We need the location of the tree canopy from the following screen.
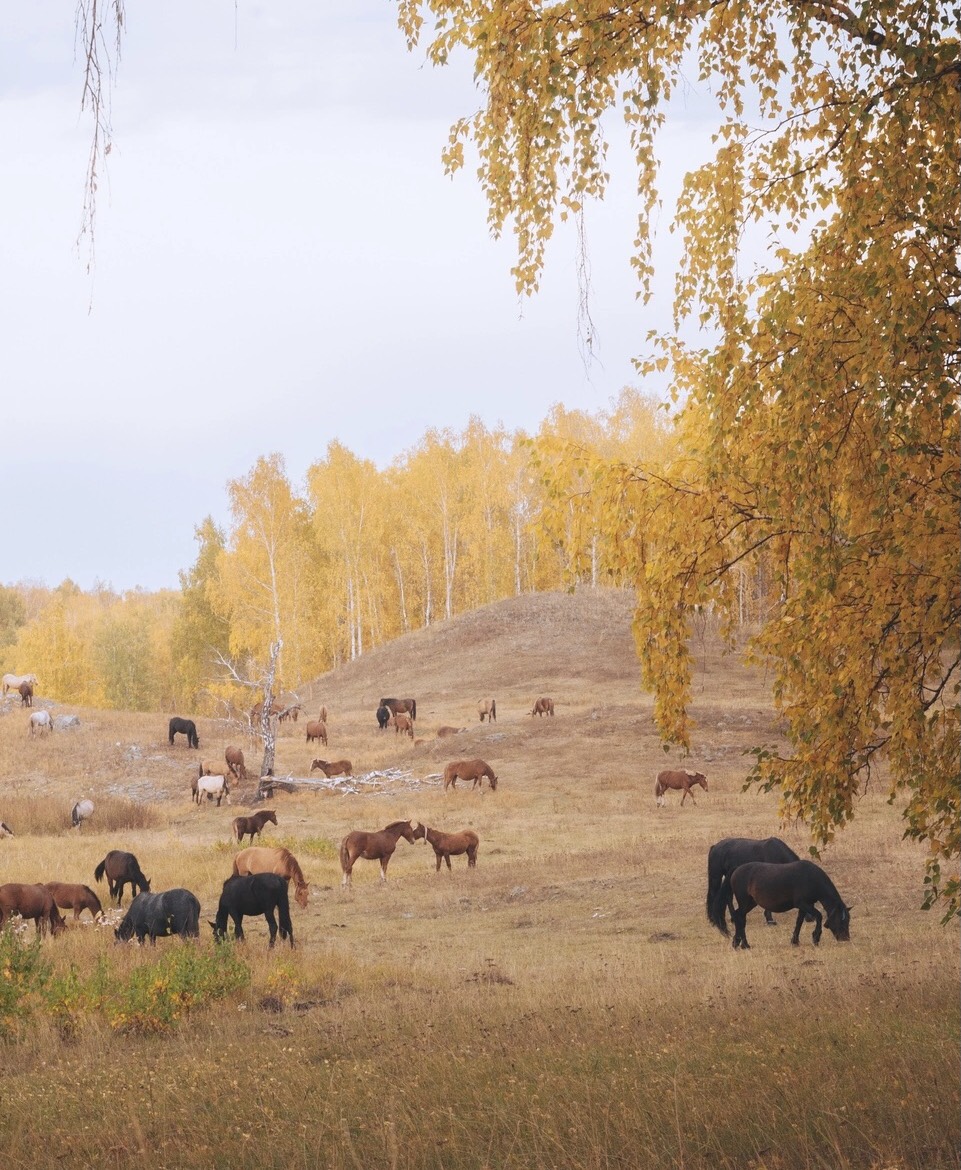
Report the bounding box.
[400,0,960,913]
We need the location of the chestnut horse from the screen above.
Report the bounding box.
[443,758,498,792]
[310,759,352,778]
[0,883,66,936]
[724,860,852,950]
[44,881,104,922]
[654,768,708,807]
[225,746,248,781]
[413,824,479,871]
[339,820,420,886]
[18,681,33,707]
[232,809,278,844]
[232,845,309,908]
[531,696,554,716]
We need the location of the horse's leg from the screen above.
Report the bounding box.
[265,911,278,948]
[232,913,245,943]
[444,854,452,872]
[764,910,777,925]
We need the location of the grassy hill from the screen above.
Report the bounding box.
[0,587,956,1170]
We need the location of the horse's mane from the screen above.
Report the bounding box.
[273,846,306,886]
[383,820,412,833]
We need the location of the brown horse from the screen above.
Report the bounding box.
[18,681,33,707]
[305,720,328,745]
[443,758,498,792]
[340,820,420,886]
[232,809,278,844]
[477,698,496,722]
[436,726,467,737]
[232,845,310,909]
[531,696,554,716]
[225,746,248,781]
[393,713,414,738]
[0,883,67,936]
[413,824,479,871]
[654,768,708,806]
[310,758,352,778]
[94,850,151,905]
[380,697,417,721]
[44,881,104,922]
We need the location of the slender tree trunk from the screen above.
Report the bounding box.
[259,639,282,778]
[392,548,409,633]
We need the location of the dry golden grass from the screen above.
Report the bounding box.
[0,588,956,1169]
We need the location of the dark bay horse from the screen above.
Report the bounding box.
[232,810,278,845]
[0,883,67,936]
[44,881,104,922]
[210,873,294,948]
[380,697,416,721]
[232,845,309,908]
[340,820,420,886]
[168,716,199,748]
[725,860,852,950]
[654,768,708,807]
[413,824,479,871]
[707,837,801,931]
[94,850,151,905]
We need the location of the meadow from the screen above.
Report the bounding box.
[0,589,956,1170]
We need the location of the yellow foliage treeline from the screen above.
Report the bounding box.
[2,393,683,713]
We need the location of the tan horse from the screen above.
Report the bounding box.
[531,696,554,716]
[477,699,496,722]
[654,768,708,807]
[393,713,414,738]
[233,845,310,909]
[225,746,248,781]
[413,824,479,871]
[339,820,420,886]
[443,758,498,792]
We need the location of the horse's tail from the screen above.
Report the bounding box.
[707,872,731,935]
[653,777,663,799]
[338,836,351,875]
[278,886,295,943]
[490,699,496,720]
[94,858,106,884]
[410,699,417,721]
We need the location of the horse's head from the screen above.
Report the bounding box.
[51,912,67,937]
[209,920,227,942]
[411,821,426,842]
[488,772,498,791]
[401,820,420,843]
[826,903,851,942]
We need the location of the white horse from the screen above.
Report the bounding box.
[3,672,37,696]
[196,774,230,807]
[28,710,52,736]
[71,799,95,829]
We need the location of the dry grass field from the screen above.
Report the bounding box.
[0,588,956,1170]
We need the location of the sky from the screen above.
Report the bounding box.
[0,2,721,593]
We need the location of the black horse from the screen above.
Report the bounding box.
[168,716,199,748]
[94,850,151,906]
[706,836,801,933]
[725,860,851,950]
[209,873,294,948]
[115,888,201,945]
[376,703,391,730]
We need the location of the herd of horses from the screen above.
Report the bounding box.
[7,679,855,954]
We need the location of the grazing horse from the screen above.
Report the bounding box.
[0,883,67,936]
[531,696,554,717]
[339,820,420,887]
[232,810,278,845]
[413,824,479,872]
[309,758,352,778]
[724,860,852,950]
[28,710,52,736]
[18,681,33,707]
[94,850,151,905]
[196,774,230,806]
[232,845,310,908]
[44,881,104,922]
[3,672,37,696]
[477,698,496,722]
[376,704,391,730]
[305,720,328,745]
[393,712,414,738]
[225,746,248,781]
[115,889,201,945]
[380,697,417,721]
[168,716,200,748]
[71,799,95,829]
[654,768,708,807]
[437,726,466,737]
[210,873,295,948]
[706,837,802,932]
[443,758,498,792]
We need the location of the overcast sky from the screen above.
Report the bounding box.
[1,2,720,593]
